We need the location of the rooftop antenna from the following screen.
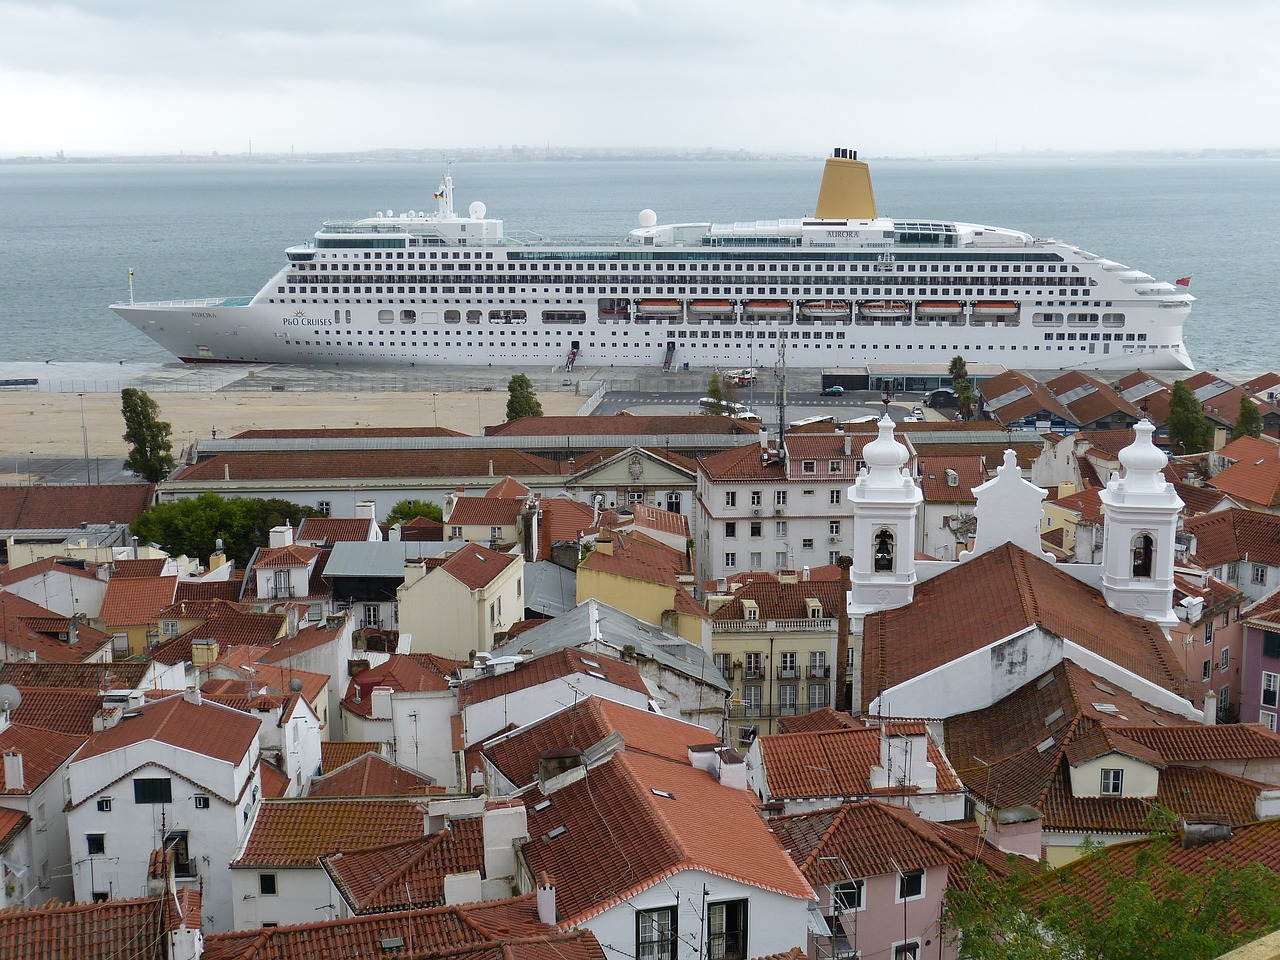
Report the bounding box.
[773,341,788,459]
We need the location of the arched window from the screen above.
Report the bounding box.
[874,528,895,573]
[1132,532,1154,578]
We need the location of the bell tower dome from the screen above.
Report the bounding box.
[847,416,922,615]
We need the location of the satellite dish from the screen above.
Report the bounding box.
[288,678,303,693]
[468,201,486,219]
[638,209,658,228]
[0,684,21,712]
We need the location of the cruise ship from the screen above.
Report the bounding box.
[111,149,1194,371]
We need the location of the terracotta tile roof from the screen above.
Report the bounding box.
[698,442,789,482]
[1062,724,1165,769]
[755,723,961,800]
[1201,385,1280,427]
[0,895,175,960]
[309,753,437,798]
[173,576,244,602]
[917,455,986,502]
[8,688,104,735]
[175,449,563,482]
[980,370,1072,426]
[233,426,467,440]
[184,609,287,646]
[540,496,599,549]
[1118,723,1280,763]
[0,483,155,529]
[0,661,150,690]
[158,597,246,621]
[480,696,719,790]
[579,529,690,586]
[447,495,523,526]
[1216,435,1280,466]
[0,556,102,588]
[862,543,1190,712]
[1186,509,1280,567]
[1172,479,1232,516]
[771,800,968,884]
[486,412,753,438]
[321,815,484,912]
[201,894,605,960]
[73,693,260,766]
[1244,372,1280,395]
[110,558,167,578]
[296,516,377,544]
[232,798,426,867]
[320,741,384,774]
[256,615,350,663]
[260,762,290,799]
[1209,457,1280,508]
[1048,486,1106,524]
[343,653,461,717]
[457,648,650,713]
[710,579,846,622]
[0,592,113,663]
[99,574,178,628]
[251,543,322,569]
[1074,428,1138,459]
[439,542,518,590]
[1046,370,1141,426]
[207,659,330,709]
[1244,588,1280,629]
[0,807,29,848]
[0,723,86,794]
[520,749,814,926]
[625,502,691,540]
[777,708,859,734]
[486,476,531,498]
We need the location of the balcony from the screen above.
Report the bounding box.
[778,668,800,680]
[726,701,832,720]
[712,618,835,633]
[809,666,831,679]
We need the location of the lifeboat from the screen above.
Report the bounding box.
[636,299,683,316]
[858,300,910,317]
[916,300,963,315]
[971,301,1019,315]
[744,299,792,317]
[800,300,851,319]
[599,298,629,317]
[689,299,734,314]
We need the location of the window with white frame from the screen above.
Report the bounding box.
[637,906,678,960]
[725,521,737,538]
[833,878,864,911]
[1221,648,1230,670]
[744,652,762,678]
[1263,672,1279,709]
[775,520,787,536]
[725,491,737,507]
[1205,619,1214,644]
[1100,768,1124,796]
[725,552,737,569]
[893,943,920,960]
[1263,711,1278,732]
[830,488,843,505]
[750,490,762,506]
[1202,659,1212,682]
[897,869,924,901]
[707,899,748,960]
[775,551,788,568]
[1254,565,1268,586]
[829,520,841,536]
[775,490,787,507]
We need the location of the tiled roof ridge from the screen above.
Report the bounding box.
[1008,544,1041,626]
[326,833,445,909]
[1031,714,1084,811]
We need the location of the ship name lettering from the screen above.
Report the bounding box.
[190,312,217,319]
[827,230,856,238]
[282,317,332,326]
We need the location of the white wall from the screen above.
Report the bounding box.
[232,865,339,930]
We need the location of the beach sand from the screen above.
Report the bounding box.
[0,389,585,460]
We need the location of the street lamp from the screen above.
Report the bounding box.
[78,394,90,484]
[432,393,438,428]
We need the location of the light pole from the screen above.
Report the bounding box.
[432,393,438,427]
[78,394,90,484]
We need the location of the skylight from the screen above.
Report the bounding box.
[1035,737,1055,754]
[580,657,601,668]
[532,798,552,813]
[543,826,567,841]
[1092,680,1117,696]
[1093,703,1118,714]
[651,788,675,800]
[1044,708,1064,726]
[1036,673,1055,690]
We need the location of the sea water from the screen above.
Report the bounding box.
[0,156,1275,372]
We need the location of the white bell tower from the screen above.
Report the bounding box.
[848,415,922,614]
[1098,419,1183,627]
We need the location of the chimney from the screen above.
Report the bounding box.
[537,874,557,925]
[268,525,294,548]
[1202,689,1218,726]
[370,685,393,720]
[68,616,79,645]
[759,427,769,452]
[356,501,376,520]
[567,458,576,476]
[3,751,24,792]
[489,459,495,478]
[183,685,202,706]
[224,463,230,481]
[802,565,810,581]
[844,432,852,456]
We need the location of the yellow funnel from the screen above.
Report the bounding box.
[813,148,878,220]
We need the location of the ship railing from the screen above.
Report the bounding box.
[110,296,238,309]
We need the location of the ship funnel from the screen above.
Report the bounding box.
[814,147,878,220]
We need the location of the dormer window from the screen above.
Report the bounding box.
[805,599,823,619]
[742,600,759,621]
[874,528,895,573]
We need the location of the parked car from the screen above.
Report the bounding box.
[821,385,845,396]
[912,406,924,418]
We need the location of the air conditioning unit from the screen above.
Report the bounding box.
[774,508,784,516]
[828,536,841,544]
[752,508,762,517]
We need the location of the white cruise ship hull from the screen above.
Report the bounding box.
[110,150,1195,372]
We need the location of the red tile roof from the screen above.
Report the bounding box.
[486,476,532,498]
[539,496,599,550]
[520,749,814,926]
[447,495,523,527]
[321,815,484,912]
[232,798,426,867]
[251,544,322,569]
[0,592,113,663]
[917,456,986,502]
[480,696,719,789]
[624,502,691,540]
[1117,723,1280,763]
[1216,435,1279,466]
[296,516,377,544]
[486,413,753,437]
[698,442,789,482]
[1172,479,1232,516]
[201,895,605,960]
[0,807,29,848]
[309,753,437,798]
[0,661,150,690]
[99,575,178,628]
[711,579,846,623]
[862,542,1190,711]
[260,762,290,799]
[0,723,86,794]
[73,693,259,766]
[343,654,461,717]
[1048,486,1106,524]
[173,577,245,602]
[579,529,690,587]
[777,708,859,734]
[0,483,155,529]
[755,723,961,800]
[1186,508,1280,568]
[175,449,563,482]
[0,556,102,589]
[0,895,176,960]
[457,648,650,714]
[232,426,467,440]
[110,558,167,578]
[320,741,384,774]
[8,688,104,735]
[439,542,518,590]
[1209,457,1280,508]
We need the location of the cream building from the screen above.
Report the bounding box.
[399,543,524,659]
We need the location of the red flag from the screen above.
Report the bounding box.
[1175,276,1191,287]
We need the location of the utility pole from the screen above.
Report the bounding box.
[78,393,90,484]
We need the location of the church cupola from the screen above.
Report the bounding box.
[847,416,922,614]
[1098,419,1183,626]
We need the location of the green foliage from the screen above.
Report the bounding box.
[505,374,544,421]
[1167,380,1214,454]
[130,493,322,566]
[1234,393,1264,439]
[704,372,726,414]
[948,355,976,421]
[120,388,176,483]
[948,355,970,384]
[944,811,1280,960]
[383,499,444,526]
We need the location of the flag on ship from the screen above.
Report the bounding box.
[434,190,444,200]
[1176,276,1191,287]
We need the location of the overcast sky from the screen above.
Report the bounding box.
[4,0,1278,158]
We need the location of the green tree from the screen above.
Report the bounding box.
[948,355,976,421]
[131,493,321,566]
[704,372,727,414]
[505,374,544,421]
[1234,393,1264,439]
[945,812,1280,960]
[383,499,444,526]
[121,387,176,482]
[1167,379,1214,454]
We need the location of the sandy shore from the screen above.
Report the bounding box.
[0,389,585,460]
